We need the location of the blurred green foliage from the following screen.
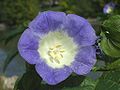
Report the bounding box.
[0,0,120,26]
[95,71,120,90]
[100,15,120,57]
[1,0,120,26]
[0,0,40,26]
[59,0,101,17]
[0,0,107,26]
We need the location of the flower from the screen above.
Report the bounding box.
[103,2,115,14]
[18,11,97,85]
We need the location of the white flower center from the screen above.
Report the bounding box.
[38,31,78,69]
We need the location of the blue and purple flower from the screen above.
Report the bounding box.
[103,2,116,14]
[18,11,97,85]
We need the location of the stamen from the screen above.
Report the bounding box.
[60,50,65,53]
[53,51,57,55]
[49,48,54,50]
[60,54,63,58]
[54,59,60,64]
[47,43,65,64]
[55,45,62,48]
[50,57,54,63]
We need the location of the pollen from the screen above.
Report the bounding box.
[48,43,65,64]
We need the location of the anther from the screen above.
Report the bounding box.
[55,45,62,48]
[49,48,54,50]
[60,50,65,53]
[60,54,63,58]
[50,57,53,63]
[54,59,60,64]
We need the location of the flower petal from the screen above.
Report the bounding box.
[29,11,66,34]
[35,62,72,85]
[64,14,97,46]
[18,28,40,64]
[70,46,96,75]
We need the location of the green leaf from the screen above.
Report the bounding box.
[3,50,18,72]
[100,32,120,57]
[95,71,120,90]
[106,59,120,70]
[103,15,120,33]
[62,77,97,90]
[14,70,42,90]
[106,30,120,43]
[102,15,120,42]
[110,40,120,49]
